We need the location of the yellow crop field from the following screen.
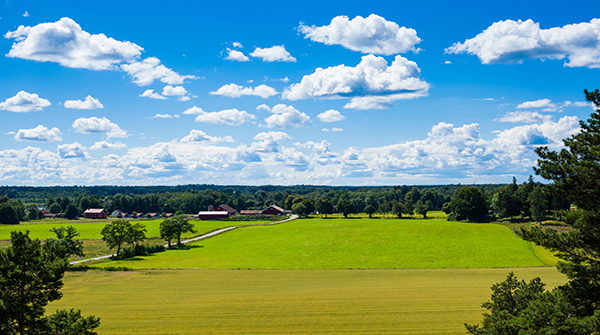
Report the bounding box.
[50,267,567,334]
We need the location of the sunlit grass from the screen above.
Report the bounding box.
[96,217,549,270]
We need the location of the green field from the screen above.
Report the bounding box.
[49,267,567,334]
[96,217,550,269]
[0,218,237,240]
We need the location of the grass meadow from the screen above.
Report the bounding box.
[50,267,567,334]
[96,216,552,269]
[4,213,567,334]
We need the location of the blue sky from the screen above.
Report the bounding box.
[1,0,599,186]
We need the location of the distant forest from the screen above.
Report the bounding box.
[0,183,496,214]
[0,179,569,223]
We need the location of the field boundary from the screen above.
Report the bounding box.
[70,214,298,265]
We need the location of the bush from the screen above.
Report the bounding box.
[114,243,165,259]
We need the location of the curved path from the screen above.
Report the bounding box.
[70,214,298,265]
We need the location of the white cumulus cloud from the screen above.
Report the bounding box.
[15,125,62,142]
[182,106,205,115]
[225,48,250,62]
[180,130,235,143]
[162,85,188,96]
[210,83,278,98]
[299,14,421,55]
[64,95,104,109]
[139,89,167,100]
[57,142,88,159]
[516,98,556,109]
[263,104,311,129]
[446,18,600,68]
[72,117,128,138]
[194,109,257,126]
[250,45,296,62]
[317,109,346,122]
[253,131,293,141]
[0,91,51,112]
[494,111,552,123]
[89,141,126,150]
[4,17,143,70]
[121,57,197,86]
[151,113,179,119]
[283,54,429,109]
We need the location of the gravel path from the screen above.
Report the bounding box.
[70,214,298,265]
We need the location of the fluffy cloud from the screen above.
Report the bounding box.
[317,109,345,122]
[332,127,343,132]
[0,91,51,112]
[72,117,128,138]
[516,98,556,109]
[210,83,278,98]
[263,104,311,129]
[299,14,420,55]
[446,18,600,68]
[194,108,257,126]
[64,95,104,109]
[15,125,62,142]
[180,130,235,143]
[57,142,88,159]
[0,115,584,185]
[89,141,126,150]
[250,45,296,62]
[182,106,205,115]
[151,113,179,118]
[162,85,187,96]
[121,57,197,86]
[4,17,142,70]
[494,111,552,123]
[140,89,166,100]
[253,131,293,141]
[225,48,250,62]
[493,116,580,148]
[283,54,429,109]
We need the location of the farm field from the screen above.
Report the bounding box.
[96,217,552,270]
[49,267,567,334]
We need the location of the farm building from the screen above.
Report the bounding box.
[84,208,107,219]
[213,204,237,216]
[40,209,61,219]
[240,210,260,216]
[198,211,229,220]
[111,210,128,217]
[261,204,285,215]
[146,213,160,219]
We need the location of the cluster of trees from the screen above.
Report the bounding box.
[0,228,100,334]
[466,89,600,333]
[100,220,147,257]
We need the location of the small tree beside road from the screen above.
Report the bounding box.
[160,215,195,247]
[100,219,147,256]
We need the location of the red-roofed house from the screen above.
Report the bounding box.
[261,204,285,215]
[84,208,107,219]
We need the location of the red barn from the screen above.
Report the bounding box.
[84,208,107,219]
[213,204,237,216]
[260,204,285,215]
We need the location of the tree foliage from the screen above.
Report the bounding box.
[0,231,99,334]
[101,219,147,256]
[160,215,195,247]
[467,89,600,333]
[447,186,489,222]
